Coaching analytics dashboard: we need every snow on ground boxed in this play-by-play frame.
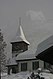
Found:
[1,71,53,79]
[1,71,30,79]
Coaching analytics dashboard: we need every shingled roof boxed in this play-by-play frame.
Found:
[16,49,36,61]
[6,58,17,66]
[36,35,53,56]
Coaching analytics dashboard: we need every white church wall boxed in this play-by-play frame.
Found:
[27,61,32,71]
[39,60,44,69]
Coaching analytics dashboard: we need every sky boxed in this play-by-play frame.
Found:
[0,0,53,58]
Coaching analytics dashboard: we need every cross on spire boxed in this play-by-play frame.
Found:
[19,17,21,26]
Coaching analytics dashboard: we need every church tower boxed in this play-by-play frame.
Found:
[11,17,30,57]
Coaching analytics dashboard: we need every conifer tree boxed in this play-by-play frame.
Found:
[0,29,7,73]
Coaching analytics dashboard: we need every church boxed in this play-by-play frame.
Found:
[6,18,44,75]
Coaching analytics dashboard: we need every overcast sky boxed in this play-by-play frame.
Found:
[0,0,53,58]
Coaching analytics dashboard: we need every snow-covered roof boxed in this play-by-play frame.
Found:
[11,25,30,45]
[16,49,36,61]
[6,58,17,66]
[36,35,53,56]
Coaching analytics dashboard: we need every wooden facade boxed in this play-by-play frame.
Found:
[11,41,28,57]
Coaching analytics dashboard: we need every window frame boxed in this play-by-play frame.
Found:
[21,62,27,71]
[32,61,39,70]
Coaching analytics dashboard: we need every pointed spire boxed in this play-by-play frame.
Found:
[11,18,30,45]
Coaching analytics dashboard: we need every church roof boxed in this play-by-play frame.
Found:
[16,49,36,61]
[36,35,53,56]
[6,58,17,66]
[11,25,30,45]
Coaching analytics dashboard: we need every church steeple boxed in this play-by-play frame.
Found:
[11,17,30,45]
[11,17,30,57]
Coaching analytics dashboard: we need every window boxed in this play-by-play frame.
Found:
[21,63,27,71]
[44,62,50,69]
[32,61,39,70]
